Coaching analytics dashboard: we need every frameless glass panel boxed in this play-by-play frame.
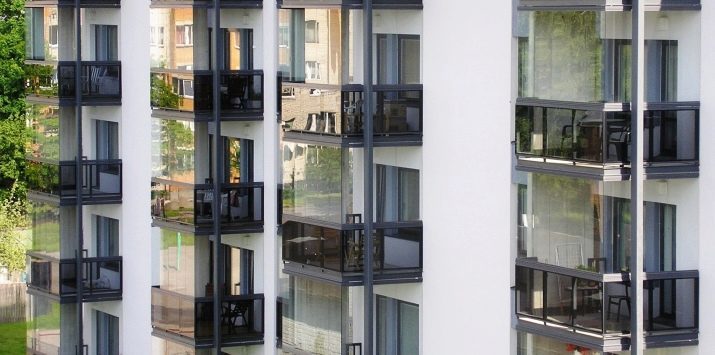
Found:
[515,266,544,319]
[545,273,572,325]
[282,277,345,355]
[282,143,354,224]
[26,104,61,162]
[150,8,210,70]
[279,9,359,85]
[644,278,697,331]
[157,229,199,297]
[27,296,77,355]
[151,119,199,183]
[517,331,609,355]
[29,202,61,258]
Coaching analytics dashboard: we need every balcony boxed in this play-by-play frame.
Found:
[514,102,699,180]
[26,0,121,7]
[281,85,422,147]
[151,287,265,348]
[149,0,263,8]
[150,70,264,121]
[26,159,122,205]
[282,220,423,285]
[514,259,698,351]
[25,62,122,106]
[151,181,264,234]
[517,0,700,10]
[27,253,123,302]
[277,0,422,9]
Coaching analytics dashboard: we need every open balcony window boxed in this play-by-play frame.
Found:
[516,174,678,274]
[282,143,355,224]
[516,11,690,103]
[278,9,360,85]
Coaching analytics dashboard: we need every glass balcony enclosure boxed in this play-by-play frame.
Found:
[515,262,698,348]
[282,221,422,277]
[27,296,78,355]
[27,254,123,301]
[281,85,423,140]
[282,143,356,225]
[516,174,685,274]
[516,11,700,103]
[515,104,698,166]
[280,276,352,355]
[151,287,265,347]
[278,0,422,7]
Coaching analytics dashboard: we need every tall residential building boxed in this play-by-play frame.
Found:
[24,0,151,354]
[22,0,715,354]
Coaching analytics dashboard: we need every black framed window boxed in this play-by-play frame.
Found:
[96,216,119,257]
[376,165,419,222]
[94,25,118,61]
[377,296,419,355]
[376,34,420,85]
[96,311,119,355]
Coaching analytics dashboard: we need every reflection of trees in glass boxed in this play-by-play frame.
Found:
[151,74,180,109]
[531,11,603,102]
[25,64,57,96]
[26,104,60,161]
[533,173,601,242]
[159,120,194,180]
[25,161,60,195]
[304,146,341,193]
[515,106,533,154]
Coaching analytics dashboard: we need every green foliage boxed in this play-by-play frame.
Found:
[151,75,181,109]
[0,322,27,354]
[0,0,26,119]
[0,119,28,197]
[0,0,28,197]
[0,184,29,272]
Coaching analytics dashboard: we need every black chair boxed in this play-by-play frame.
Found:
[608,282,631,321]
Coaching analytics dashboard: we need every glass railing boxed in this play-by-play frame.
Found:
[26,159,122,202]
[151,70,264,119]
[57,61,122,100]
[28,255,123,301]
[151,181,264,231]
[515,105,699,166]
[219,70,264,118]
[281,85,422,138]
[26,62,122,102]
[282,221,423,274]
[515,260,699,338]
[151,287,265,345]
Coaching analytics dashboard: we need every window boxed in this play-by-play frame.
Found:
[305,20,319,43]
[175,24,193,46]
[96,216,119,257]
[376,165,420,222]
[278,26,289,47]
[377,34,421,85]
[48,25,59,47]
[305,61,321,80]
[377,296,419,355]
[150,26,165,46]
[96,311,119,355]
[172,78,194,98]
[94,25,118,61]
[96,120,119,160]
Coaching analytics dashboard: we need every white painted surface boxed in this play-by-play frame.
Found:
[421,1,512,354]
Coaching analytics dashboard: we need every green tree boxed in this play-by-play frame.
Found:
[0,184,29,272]
[0,0,28,197]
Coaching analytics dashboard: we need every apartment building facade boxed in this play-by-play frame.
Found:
[23,0,151,354]
[24,0,715,354]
